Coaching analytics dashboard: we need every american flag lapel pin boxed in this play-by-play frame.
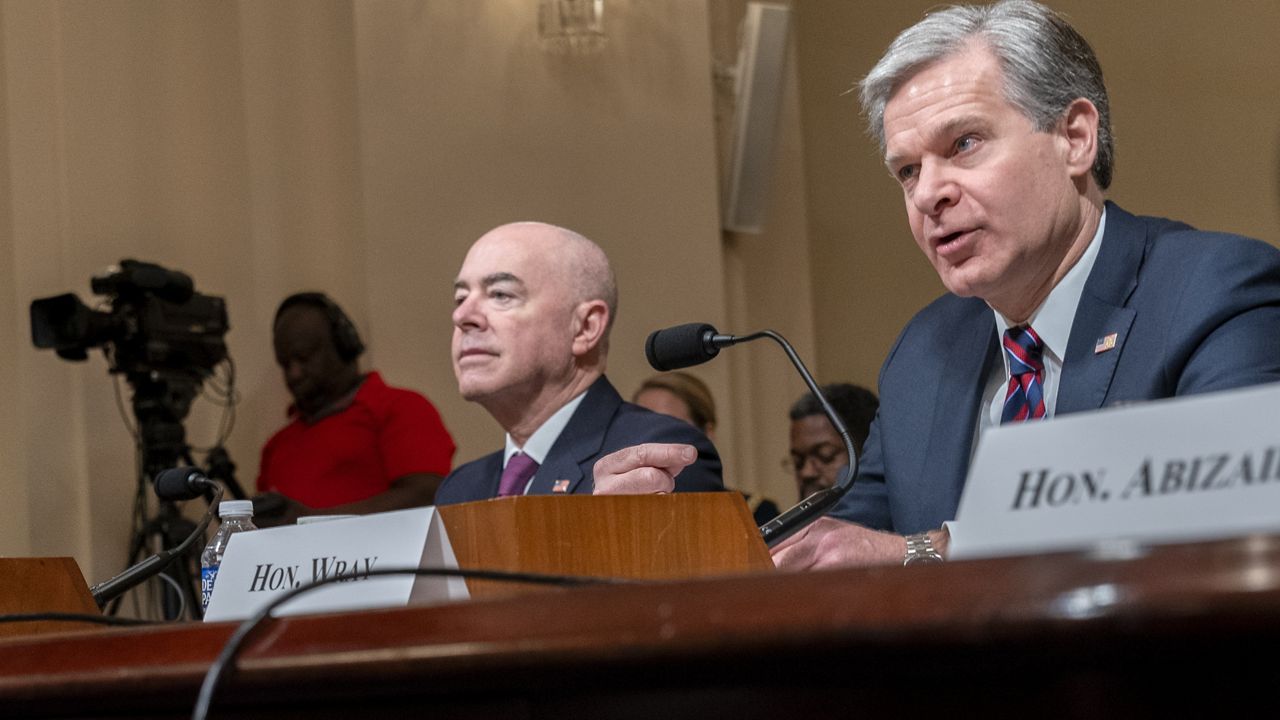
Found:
[1094,332,1118,354]
[552,479,571,493]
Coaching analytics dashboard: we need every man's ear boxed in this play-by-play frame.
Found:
[571,300,610,357]
[1060,97,1100,180]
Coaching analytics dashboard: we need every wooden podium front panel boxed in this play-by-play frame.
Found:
[0,558,99,639]
[2,535,1280,718]
[438,493,773,598]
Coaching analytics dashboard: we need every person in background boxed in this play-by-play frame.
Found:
[255,292,455,526]
[633,371,779,523]
[633,372,718,440]
[788,383,878,500]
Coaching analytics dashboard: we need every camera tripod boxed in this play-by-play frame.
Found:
[108,372,244,620]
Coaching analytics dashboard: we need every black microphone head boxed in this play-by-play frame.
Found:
[645,322,719,371]
[155,467,213,501]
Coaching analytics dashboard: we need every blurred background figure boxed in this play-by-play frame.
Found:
[632,371,718,441]
[633,371,779,523]
[255,292,456,526]
[788,383,878,500]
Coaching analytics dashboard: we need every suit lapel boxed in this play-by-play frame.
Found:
[526,376,620,495]
[477,453,505,501]
[530,446,587,495]
[1057,298,1135,414]
[925,309,998,519]
[1057,202,1147,414]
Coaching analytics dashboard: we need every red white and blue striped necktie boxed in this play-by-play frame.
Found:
[1001,325,1047,424]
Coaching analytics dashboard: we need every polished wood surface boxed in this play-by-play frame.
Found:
[436,493,773,599]
[2,534,1279,718]
[0,558,99,639]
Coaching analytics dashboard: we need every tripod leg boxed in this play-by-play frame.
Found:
[106,477,154,617]
[156,558,201,621]
[155,500,204,621]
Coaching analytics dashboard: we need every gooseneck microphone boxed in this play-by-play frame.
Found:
[644,322,738,371]
[154,466,219,502]
[90,468,223,608]
[644,323,859,548]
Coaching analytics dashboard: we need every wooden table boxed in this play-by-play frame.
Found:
[2,534,1279,718]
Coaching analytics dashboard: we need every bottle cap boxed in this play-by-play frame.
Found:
[218,500,254,518]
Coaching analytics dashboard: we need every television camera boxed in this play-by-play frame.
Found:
[31,259,234,619]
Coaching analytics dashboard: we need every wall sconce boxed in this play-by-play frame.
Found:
[538,0,607,54]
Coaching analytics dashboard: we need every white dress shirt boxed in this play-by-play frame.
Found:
[976,208,1108,440]
[500,391,589,496]
[946,209,1107,550]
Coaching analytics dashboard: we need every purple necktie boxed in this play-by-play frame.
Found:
[1001,325,1047,424]
[498,452,539,497]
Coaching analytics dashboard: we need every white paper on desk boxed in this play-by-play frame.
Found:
[203,506,469,622]
[951,382,1280,560]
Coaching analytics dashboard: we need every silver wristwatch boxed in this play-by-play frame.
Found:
[903,532,944,565]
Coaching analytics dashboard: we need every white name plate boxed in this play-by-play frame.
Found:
[951,382,1280,560]
[203,506,469,622]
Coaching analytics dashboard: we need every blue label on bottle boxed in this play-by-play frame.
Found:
[201,565,218,612]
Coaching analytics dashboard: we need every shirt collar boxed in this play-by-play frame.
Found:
[993,206,1107,361]
[503,390,589,467]
[289,372,371,425]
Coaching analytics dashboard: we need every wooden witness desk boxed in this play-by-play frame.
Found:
[2,533,1280,718]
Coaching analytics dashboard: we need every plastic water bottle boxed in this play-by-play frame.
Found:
[200,500,257,613]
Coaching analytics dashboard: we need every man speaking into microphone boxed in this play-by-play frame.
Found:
[595,0,1280,567]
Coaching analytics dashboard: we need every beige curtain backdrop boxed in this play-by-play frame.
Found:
[2,0,1277,593]
[0,0,747,588]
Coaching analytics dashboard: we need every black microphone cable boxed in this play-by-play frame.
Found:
[0,612,160,628]
[644,323,860,547]
[92,469,224,609]
[191,566,633,720]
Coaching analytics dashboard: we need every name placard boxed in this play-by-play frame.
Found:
[951,382,1280,560]
[203,507,469,622]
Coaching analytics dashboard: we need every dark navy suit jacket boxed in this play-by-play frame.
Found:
[831,202,1280,533]
[435,375,724,505]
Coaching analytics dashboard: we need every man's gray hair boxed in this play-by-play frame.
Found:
[556,225,619,344]
[859,0,1114,189]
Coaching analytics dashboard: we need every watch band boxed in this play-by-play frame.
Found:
[903,532,944,565]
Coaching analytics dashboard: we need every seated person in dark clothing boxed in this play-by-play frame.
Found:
[437,222,722,504]
[788,383,878,500]
[255,292,455,526]
[633,371,780,523]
